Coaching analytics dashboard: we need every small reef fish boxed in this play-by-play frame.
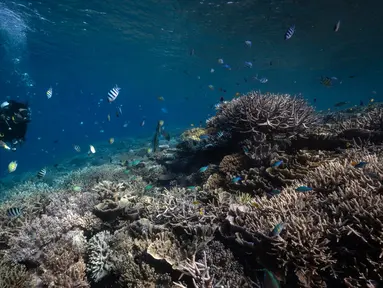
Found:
[107,85,121,102]
[161,107,168,113]
[7,207,22,217]
[73,186,82,192]
[353,161,368,168]
[222,64,231,70]
[145,184,153,190]
[320,76,333,87]
[199,166,209,172]
[0,140,11,150]
[37,168,46,179]
[46,87,53,99]
[284,25,295,40]
[254,74,268,83]
[187,186,196,190]
[245,40,252,47]
[109,138,114,144]
[268,189,281,196]
[263,269,281,288]
[116,105,123,116]
[141,118,146,127]
[217,131,224,138]
[89,145,96,154]
[270,222,286,237]
[199,134,209,140]
[157,96,165,101]
[73,145,81,152]
[334,101,350,107]
[232,176,241,183]
[208,84,214,90]
[8,161,17,173]
[107,114,111,122]
[217,58,224,64]
[296,186,313,192]
[210,68,215,73]
[129,160,141,167]
[334,20,341,32]
[244,61,253,68]
[271,160,283,168]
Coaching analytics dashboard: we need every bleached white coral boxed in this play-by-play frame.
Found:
[87,230,115,282]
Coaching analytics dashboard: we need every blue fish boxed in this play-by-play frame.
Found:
[270,222,286,237]
[295,186,313,192]
[284,25,295,40]
[271,160,283,168]
[199,166,208,172]
[268,189,281,196]
[354,161,368,168]
[161,107,168,113]
[232,176,241,183]
[244,61,253,68]
[199,134,209,140]
[222,64,231,70]
[264,269,281,288]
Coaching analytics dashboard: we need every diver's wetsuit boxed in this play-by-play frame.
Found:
[0,100,31,150]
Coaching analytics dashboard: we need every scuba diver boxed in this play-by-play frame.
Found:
[0,100,31,151]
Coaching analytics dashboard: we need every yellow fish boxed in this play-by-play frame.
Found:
[235,92,241,97]
[251,201,260,209]
[109,138,114,144]
[158,96,165,101]
[8,161,17,173]
[0,140,10,150]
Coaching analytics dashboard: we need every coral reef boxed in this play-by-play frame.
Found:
[0,91,383,288]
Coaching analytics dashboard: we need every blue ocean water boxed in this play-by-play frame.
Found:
[0,0,382,176]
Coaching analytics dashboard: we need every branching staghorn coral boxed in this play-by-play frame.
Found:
[207,91,317,137]
[221,149,383,287]
[40,230,89,287]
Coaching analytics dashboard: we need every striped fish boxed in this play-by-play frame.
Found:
[73,145,81,152]
[37,168,46,179]
[7,207,22,217]
[107,85,121,102]
[284,25,295,40]
[46,87,53,99]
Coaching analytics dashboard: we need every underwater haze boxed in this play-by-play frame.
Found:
[0,0,382,174]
